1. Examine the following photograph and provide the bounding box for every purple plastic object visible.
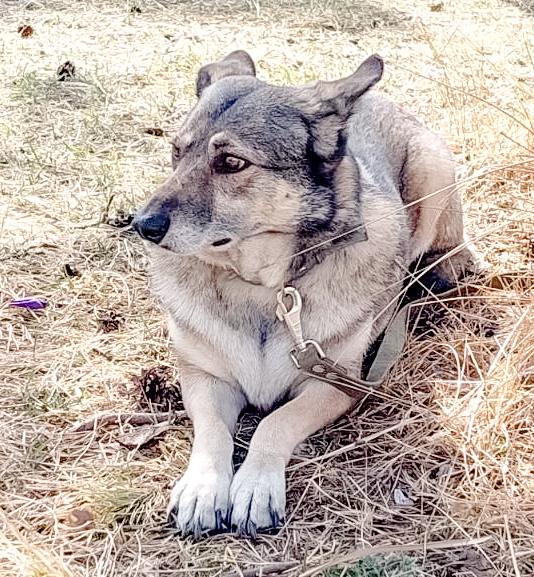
[9,297,48,310]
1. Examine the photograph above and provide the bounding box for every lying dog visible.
[133,51,470,537]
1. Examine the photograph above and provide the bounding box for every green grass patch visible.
[326,554,423,577]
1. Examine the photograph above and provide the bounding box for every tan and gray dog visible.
[133,51,469,538]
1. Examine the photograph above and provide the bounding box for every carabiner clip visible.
[276,286,306,351]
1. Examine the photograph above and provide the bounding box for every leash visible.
[275,286,410,403]
[275,273,532,403]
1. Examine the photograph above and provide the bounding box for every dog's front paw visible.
[228,453,286,537]
[167,461,231,538]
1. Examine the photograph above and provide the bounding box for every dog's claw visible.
[234,519,257,539]
[232,508,283,538]
[246,521,258,539]
[166,467,232,537]
[270,510,283,529]
[166,506,179,529]
[174,511,226,540]
[215,509,225,531]
[228,455,286,537]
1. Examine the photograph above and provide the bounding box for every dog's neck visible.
[289,155,368,281]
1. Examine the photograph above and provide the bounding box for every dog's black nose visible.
[133,213,170,244]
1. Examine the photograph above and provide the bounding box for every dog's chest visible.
[164,278,374,410]
[152,220,405,410]
[159,273,300,409]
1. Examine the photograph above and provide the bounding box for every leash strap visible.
[276,282,493,401]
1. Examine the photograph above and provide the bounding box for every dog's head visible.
[134,51,383,287]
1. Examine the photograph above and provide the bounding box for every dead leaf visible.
[65,507,95,529]
[117,422,173,448]
[18,24,33,37]
[97,310,124,333]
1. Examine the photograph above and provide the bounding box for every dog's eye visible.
[215,154,249,174]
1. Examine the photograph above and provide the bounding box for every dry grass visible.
[0,0,533,575]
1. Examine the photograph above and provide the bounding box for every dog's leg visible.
[167,366,246,537]
[228,378,354,535]
[402,132,475,293]
[228,318,375,536]
[402,132,462,262]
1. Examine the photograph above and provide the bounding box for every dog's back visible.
[347,90,472,298]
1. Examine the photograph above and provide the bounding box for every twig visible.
[222,537,493,577]
[504,515,522,577]
[68,410,186,433]
[117,422,175,448]
[70,219,103,229]
[222,560,299,577]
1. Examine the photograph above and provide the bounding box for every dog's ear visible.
[299,55,384,161]
[196,50,256,97]
[303,54,384,119]
[317,54,383,116]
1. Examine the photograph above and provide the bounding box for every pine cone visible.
[133,366,182,411]
[57,61,76,81]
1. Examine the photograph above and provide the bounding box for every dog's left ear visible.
[299,55,384,161]
[302,54,384,120]
[196,50,257,97]
[316,54,384,117]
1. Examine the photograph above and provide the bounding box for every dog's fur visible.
[133,51,471,537]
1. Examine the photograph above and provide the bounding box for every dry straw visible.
[0,0,533,576]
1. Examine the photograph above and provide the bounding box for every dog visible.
[133,51,470,537]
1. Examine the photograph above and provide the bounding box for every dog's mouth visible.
[197,230,295,288]
[146,227,295,288]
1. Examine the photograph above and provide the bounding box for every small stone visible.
[106,210,134,228]
[144,127,164,137]
[393,487,415,506]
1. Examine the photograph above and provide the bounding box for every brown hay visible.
[1,0,533,576]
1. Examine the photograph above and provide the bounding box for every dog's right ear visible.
[196,50,256,97]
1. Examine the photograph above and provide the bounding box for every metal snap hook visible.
[276,287,305,351]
